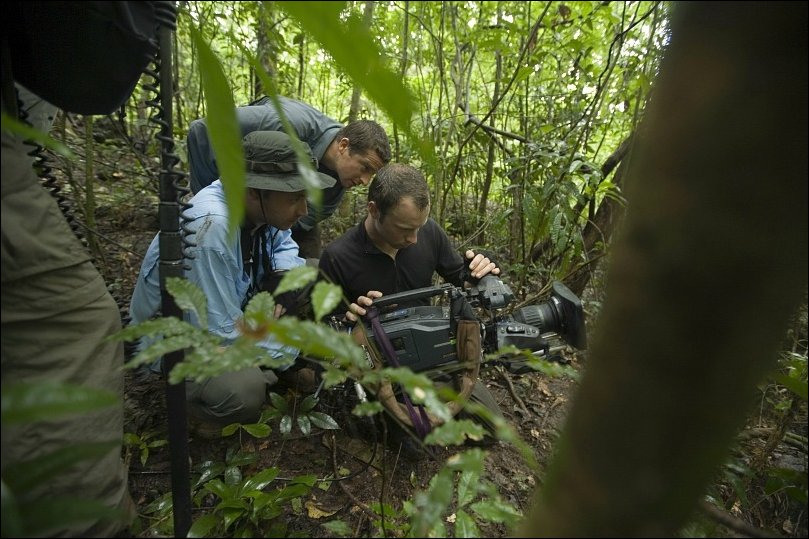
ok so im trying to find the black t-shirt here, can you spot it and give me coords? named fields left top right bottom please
left=319, top=217, right=465, bottom=309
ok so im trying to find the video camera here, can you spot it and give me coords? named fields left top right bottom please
left=361, top=275, right=587, bottom=374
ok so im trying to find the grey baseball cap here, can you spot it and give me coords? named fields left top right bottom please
left=243, top=131, right=336, bottom=192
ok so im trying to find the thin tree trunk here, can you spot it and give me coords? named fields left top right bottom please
left=393, top=0, right=409, bottom=161
left=348, top=1, right=375, bottom=122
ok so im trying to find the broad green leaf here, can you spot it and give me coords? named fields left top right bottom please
left=297, top=414, right=312, bottom=436
left=129, top=332, right=211, bottom=370
left=243, top=292, right=276, bottom=330
left=189, top=25, right=244, bottom=236
left=242, top=423, right=271, bottom=438
left=773, top=373, right=808, bottom=401
left=269, top=318, right=365, bottom=366
left=280, top=415, right=292, bottom=435
left=299, top=394, right=319, bottom=413
left=223, top=465, right=242, bottom=487
left=274, top=266, right=318, bottom=296
left=1, top=382, right=118, bottom=425
left=269, top=392, right=289, bottom=413
left=222, top=423, right=241, bottom=436
left=112, top=316, right=199, bottom=343
left=1, top=112, right=74, bottom=158
left=187, top=513, right=219, bottom=538
left=454, top=509, right=480, bottom=538
left=291, top=474, right=319, bottom=487
left=321, top=519, right=352, bottom=536
left=241, top=467, right=279, bottom=493
left=351, top=400, right=384, bottom=417
left=312, top=281, right=343, bottom=322
left=308, top=412, right=339, bottom=430
left=446, top=448, right=486, bottom=474
left=166, top=277, right=208, bottom=328
left=469, top=498, right=522, bottom=524
left=457, top=470, right=481, bottom=508
left=425, top=419, right=485, bottom=446
left=2, top=440, right=115, bottom=495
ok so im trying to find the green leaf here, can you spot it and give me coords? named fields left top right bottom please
left=425, top=419, right=486, bottom=446
left=292, top=474, right=319, bottom=487
left=351, top=400, right=384, bottom=417
left=224, top=465, right=243, bottom=487
left=112, top=316, right=199, bottom=343
left=308, top=412, right=340, bottom=430
left=297, top=414, right=312, bottom=436
left=1, top=112, right=74, bottom=158
left=241, top=467, right=279, bottom=493
left=274, top=266, right=318, bottom=296
left=469, top=498, right=522, bottom=524
left=189, top=25, right=244, bottom=236
left=242, top=423, right=271, bottom=438
left=321, top=519, right=352, bottom=536
left=280, top=415, right=292, bottom=435
left=773, top=373, right=808, bottom=401
left=222, top=423, right=241, bottom=436
left=311, top=281, right=344, bottom=322
left=299, top=394, right=319, bottom=413
left=268, top=318, right=365, bottom=366
left=243, top=292, right=276, bottom=330
left=1, top=382, right=118, bottom=425
left=268, top=392, right=289, bottom=414
left=456, top=470, right=480, bottom=508
left=454, top=509, right=480, bottom=538
left=129, top=332, right=214, bottom=371
left=166, top=277, right=208, bottom=328
left=187, top=513, right=219, bottom=538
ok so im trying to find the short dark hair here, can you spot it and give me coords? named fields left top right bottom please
left=336, top=120, right=391, bottom=164
left=368, top=163, right=430, bottom=219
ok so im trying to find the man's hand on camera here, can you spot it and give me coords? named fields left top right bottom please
left=345, top=290, right=384, bottom=323
left=465, top=249, right=501, bottom=284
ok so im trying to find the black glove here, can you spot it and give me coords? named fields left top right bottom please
left=458, top=248, right=502, bottom=286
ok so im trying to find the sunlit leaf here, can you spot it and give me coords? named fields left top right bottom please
left=166, top=277, right=208, bottom=328
left=308, top=412, right=339, bottom=430
left=454, top=509, right=480, bottom=538
left=312, top=281, right=344, bottom=322
left=274, top=266, right=318, bottom=296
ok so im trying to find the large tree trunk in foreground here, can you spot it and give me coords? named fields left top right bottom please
left=519, top=2, right=807, bottom=536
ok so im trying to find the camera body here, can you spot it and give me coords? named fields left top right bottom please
left=364, top=276, right=587, bottom=373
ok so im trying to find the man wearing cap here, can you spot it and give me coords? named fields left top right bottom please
left=129, top=131, right=335, bottom=430
left=187, top=96, right=391, bottom=258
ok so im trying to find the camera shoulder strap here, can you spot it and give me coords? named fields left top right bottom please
left=364, top=307, right=432, bottom=438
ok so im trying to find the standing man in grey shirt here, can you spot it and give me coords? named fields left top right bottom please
left=186, top=96, right=391, bottom=258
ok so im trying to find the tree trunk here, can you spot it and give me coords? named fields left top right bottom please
left=519, top=3, right=807, bottom=536
left=348, top=1, right=375, bottom=123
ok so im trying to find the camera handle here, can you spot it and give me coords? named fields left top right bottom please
left=371, top=283, right=455, bottom=309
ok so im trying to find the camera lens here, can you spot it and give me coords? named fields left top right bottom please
left=512, top=300, right=561, bottom=335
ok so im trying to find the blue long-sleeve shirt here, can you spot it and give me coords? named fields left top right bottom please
left=129, top=180, right=303, bottom=362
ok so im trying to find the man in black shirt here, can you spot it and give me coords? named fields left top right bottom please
left=318, top=163, right=504, bottom=436
left=319, top=163, right=500, bottom=320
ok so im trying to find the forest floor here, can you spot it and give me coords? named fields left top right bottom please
left=47, top=116, right=807, bottom=538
